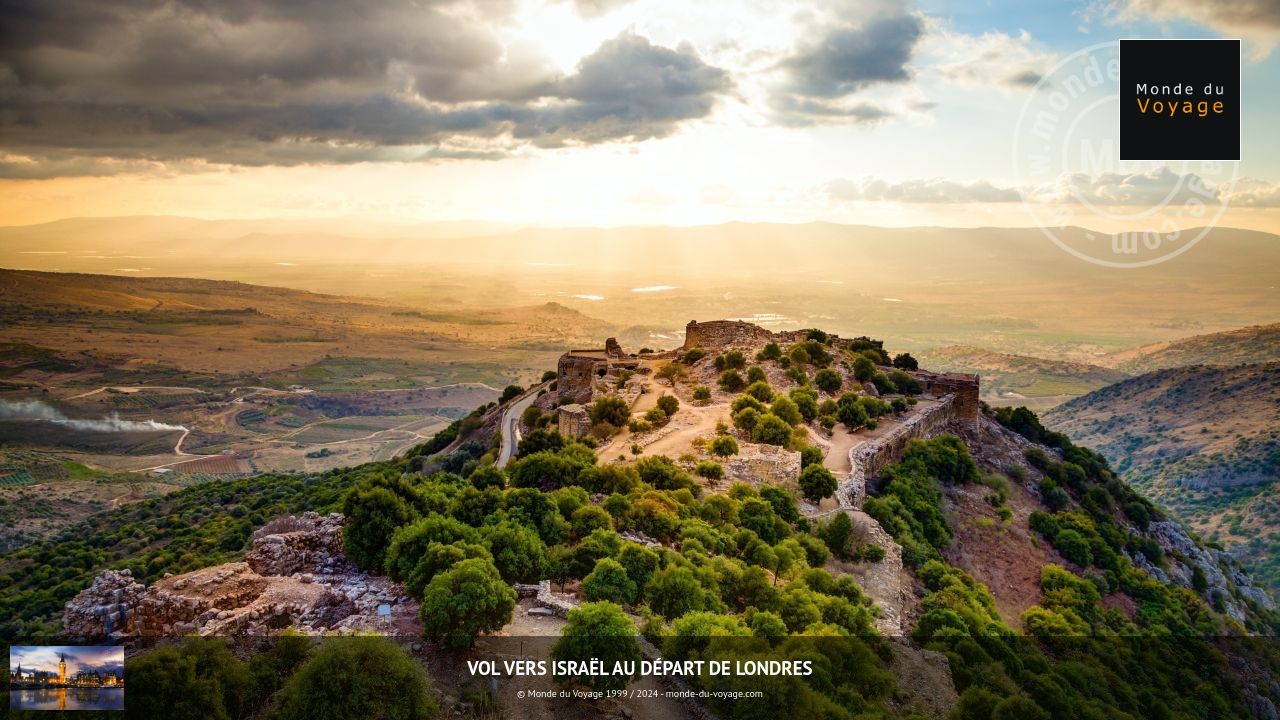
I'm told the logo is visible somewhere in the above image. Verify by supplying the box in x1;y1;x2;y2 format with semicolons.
1013;42;1240;269
1120;39;1240;161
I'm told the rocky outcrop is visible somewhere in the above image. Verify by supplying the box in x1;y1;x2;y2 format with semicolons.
64;512;417;638
63;569;147;639
1145;520;1275;622
246;512;345;576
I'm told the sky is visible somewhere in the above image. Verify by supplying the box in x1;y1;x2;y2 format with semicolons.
9;646;125;677
2;0;1279;231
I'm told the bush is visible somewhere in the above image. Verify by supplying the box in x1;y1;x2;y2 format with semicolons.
551;602;642;692
589;397;631;427
751;413;793;446
483;522;547;583
405;542;492;599
892;353;919;371
770;395;803;426
693;385;711;401
1052;529;1093;567
647;566;711;619
343;486;418;573
799;464;838;502
128;639;257;720
500;385;524;403
644;407;668;425
821;512;853;557
695;461;724;480
269;638;439;720
656;395;680;416
582;558;638;604
571;504;613;537
718;370;746;392
468;465;506;491
814;369;843;393
635;455;696;491
419;558;516;649
747;366;768;384
745;380;775;402
758;342;783;361
710;435;739;457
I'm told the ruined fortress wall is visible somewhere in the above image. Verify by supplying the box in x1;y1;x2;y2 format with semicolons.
681;320;777;350
837;396;958;507
557;354;608;403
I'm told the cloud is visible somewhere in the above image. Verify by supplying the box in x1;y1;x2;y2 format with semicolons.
826;177;1021;203
924;28;1058;90
770;5;924;124
0;400;188;432
1222;177;1280;207
1026;167;1223;206
1091;0;1280;56
0;2;730;177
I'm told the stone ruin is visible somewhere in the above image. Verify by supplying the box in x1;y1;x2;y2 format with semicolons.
64;512;417;639
556;337;643;404
556;403;591;440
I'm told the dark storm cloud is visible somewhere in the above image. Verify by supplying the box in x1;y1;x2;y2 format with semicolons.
772;8;923;124
0;1;730;177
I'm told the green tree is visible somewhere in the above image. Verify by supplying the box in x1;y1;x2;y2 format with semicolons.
799;464;838;502
635;455;695;491
853;356;875;382
468;464;506;491
483;521;547;583
419;558;516;649
747;365;768;384
500;385;524;403
551;602;642;692
128;639;257;720
406;542;493;599
385;514;481;581
342;486;417;573
814;369;843;394
571;504;613;538
710;435;739;457
718;369;746;392
647;566;711;619
582;557;638;604
656;394;680;416
1052;529;1093;567
693;385;711;401
892;353;919;371
758;342;782;361
695;461;724;481
269;638;439;720
589;397;631;427
751;413;793;446
821;512;854;557
745;380;775;402
770;395;803;426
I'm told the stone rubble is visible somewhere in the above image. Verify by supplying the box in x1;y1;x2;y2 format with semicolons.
63;512;417;639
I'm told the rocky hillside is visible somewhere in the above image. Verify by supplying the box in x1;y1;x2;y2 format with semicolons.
1104;322;1280;374
1045;363;1280;594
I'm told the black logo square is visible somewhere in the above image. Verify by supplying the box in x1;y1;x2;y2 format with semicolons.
1120;39;1240;161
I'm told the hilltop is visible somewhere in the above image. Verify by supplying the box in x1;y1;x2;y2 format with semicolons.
1102;322;1280;374
2;319;1277;720
1045;362;1280;594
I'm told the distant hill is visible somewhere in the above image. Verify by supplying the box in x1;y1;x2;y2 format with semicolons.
919;346;1130;409
1045;363;1280;593
1102;323;1280;374
0;268;613;383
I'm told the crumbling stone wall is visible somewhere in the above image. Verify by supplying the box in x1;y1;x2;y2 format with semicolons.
556;404;591;440
722;442;802;493
837;397;958;507
914;372;980;427
682;320;777;350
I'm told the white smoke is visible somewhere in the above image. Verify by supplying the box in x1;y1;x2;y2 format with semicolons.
0;400;188;433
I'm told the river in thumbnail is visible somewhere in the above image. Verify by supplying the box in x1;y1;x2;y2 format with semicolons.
9;687;125;711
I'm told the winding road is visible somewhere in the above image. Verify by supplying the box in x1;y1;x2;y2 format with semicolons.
496;382;550;468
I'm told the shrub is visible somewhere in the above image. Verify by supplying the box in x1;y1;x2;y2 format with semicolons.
853;356;875;382
419;558;516;649
710;435;739;457
635;455;696;491
582;558;637;604
718;370;745;392
571;504;613;538
695;461;724;481
551;602;642;692
814;369;843;393
500;385;524;403
646;566;712;619
751;413;793;446
269;638;439;720
747;366;768;384
892;353;918;371
758;342;783;361
343;487;418;573
1053;529;1093;567
656;395;680;416
405;542;492;599
589;397;631;427
128;639;257;720
799;464;838;502
483;522;548;583
745;380;775;402
770;395;803;426
693;385;711;401
644;407;668;424
468;465;506;491
821;512;853;557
